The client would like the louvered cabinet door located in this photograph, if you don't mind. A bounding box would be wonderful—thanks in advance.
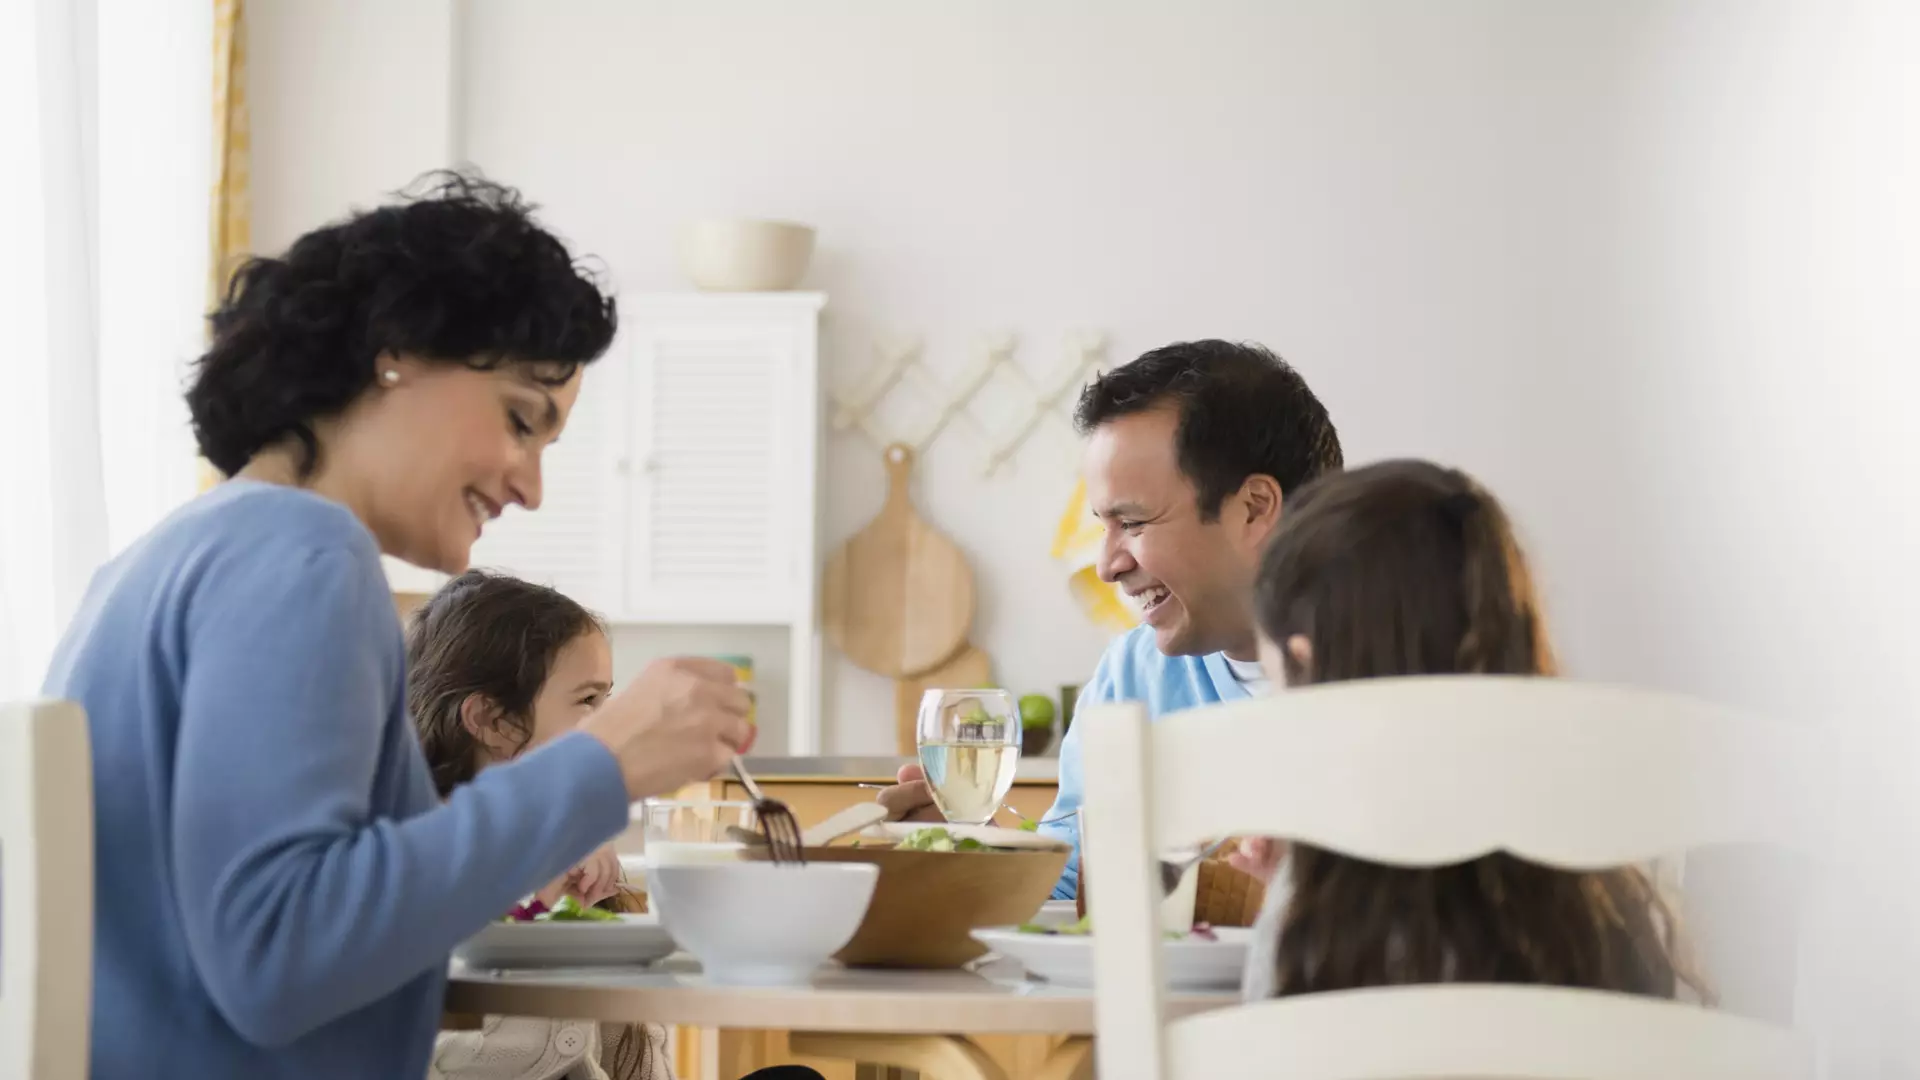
[621,296,822,624]
[460,349,627,614]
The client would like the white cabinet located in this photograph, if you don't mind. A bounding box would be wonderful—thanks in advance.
[389,292,827,752]
[618,295,821,624]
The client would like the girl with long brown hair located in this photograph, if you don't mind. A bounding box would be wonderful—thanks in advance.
[409,570,821,1080]
[1238,459,1710,1003]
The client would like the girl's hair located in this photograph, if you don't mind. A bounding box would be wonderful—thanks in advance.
[188,170,618,478]
[1252,458,1711,1002]
[405,569,606,798]
[408,576,655,1079]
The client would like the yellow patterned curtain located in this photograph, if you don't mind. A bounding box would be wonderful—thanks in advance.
[200,0,250,491]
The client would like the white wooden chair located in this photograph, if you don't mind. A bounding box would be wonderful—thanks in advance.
[1080,676,1824,1080]
[1,699,93,1080]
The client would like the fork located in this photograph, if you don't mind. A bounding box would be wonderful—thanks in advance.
[730,754,805,865]
[1003,805,1076,827]
[1159,837,1233,894]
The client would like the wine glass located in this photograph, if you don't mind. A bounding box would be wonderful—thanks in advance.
[915,688,1022,826]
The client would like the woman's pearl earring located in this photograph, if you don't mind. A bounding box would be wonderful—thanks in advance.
[380,369,400,386]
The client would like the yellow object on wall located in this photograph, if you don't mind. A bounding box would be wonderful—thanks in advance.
[1051,478,1136,633]
[200,0,250,493]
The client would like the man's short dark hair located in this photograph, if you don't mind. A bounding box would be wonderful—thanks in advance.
[1074,339,1342,520]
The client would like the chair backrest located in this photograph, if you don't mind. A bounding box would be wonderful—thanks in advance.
[1081,676,1824,1080]
[0,699,93,1080]
[1167,984,1807,1080]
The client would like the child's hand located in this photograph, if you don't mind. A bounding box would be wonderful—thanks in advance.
[535,844,623,908]
[569,844,623,907]
[1227,836,1288,884]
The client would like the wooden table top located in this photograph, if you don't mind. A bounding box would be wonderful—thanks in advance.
[446,954,1234,1035]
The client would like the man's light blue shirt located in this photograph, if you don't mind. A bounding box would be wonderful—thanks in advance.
[1036,625,1253,899]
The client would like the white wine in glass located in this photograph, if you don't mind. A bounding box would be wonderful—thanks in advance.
[916,688,1021,825]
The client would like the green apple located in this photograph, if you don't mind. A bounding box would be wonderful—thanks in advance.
[1019,693,1056,730]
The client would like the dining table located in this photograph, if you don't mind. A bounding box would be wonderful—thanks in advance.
[446,951,1237,1080]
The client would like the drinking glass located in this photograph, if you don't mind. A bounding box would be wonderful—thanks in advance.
[915,689,1022,826]
[637,799,760,867]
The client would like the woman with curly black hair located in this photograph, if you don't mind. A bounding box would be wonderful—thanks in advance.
[41,173,757,1078]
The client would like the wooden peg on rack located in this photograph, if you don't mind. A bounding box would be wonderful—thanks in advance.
[979,330,1108,476]
[829,334,924,451]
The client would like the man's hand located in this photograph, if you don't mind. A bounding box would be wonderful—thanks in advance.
[1227,835,1288,884]
[875,763,946,823]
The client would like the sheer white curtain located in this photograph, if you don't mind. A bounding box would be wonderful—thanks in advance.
[0,0,210,698]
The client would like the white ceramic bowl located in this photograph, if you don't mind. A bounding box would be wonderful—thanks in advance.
[677,218,816,291]
[647,861,878,985]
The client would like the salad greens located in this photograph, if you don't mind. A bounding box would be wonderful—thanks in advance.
[897,826,987,853]
[546,895,620,922]
[1018,913,1092,935]
[501,894,621,924]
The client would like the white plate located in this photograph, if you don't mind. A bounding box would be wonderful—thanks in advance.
[858,821,1071,851]
[1030,900,1081,928]
[971,925,1251,991]
[453,913,676,970]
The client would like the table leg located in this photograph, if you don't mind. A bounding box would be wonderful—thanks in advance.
[788,1032,1009,1080]
[686,1028,819,1080]
[1029,1037,1094,1080]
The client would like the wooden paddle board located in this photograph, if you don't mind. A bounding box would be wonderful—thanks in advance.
[821,444,975,678]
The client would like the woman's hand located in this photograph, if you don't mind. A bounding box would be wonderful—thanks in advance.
[579,657,755,799]
[535,843,623,908]
[1227,836,1288,884]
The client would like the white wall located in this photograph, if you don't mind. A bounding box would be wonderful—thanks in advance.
[248,0,456,254]
[448,0,1672,752]
[247,2,1917,1055]
[248,1,1704,750]
[1576,0,1919,1059]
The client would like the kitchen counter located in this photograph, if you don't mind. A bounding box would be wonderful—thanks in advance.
[739,754,1060,783]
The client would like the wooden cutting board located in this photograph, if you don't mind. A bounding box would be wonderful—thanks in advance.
[822,444,976,678]
[893,642,994,754]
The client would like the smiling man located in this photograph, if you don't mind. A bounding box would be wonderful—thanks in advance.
[879,339,1343,897]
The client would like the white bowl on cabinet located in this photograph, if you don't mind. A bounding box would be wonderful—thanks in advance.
[677,218,816,291]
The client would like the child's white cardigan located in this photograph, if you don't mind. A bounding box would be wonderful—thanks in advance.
[429,1017,672,1080]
